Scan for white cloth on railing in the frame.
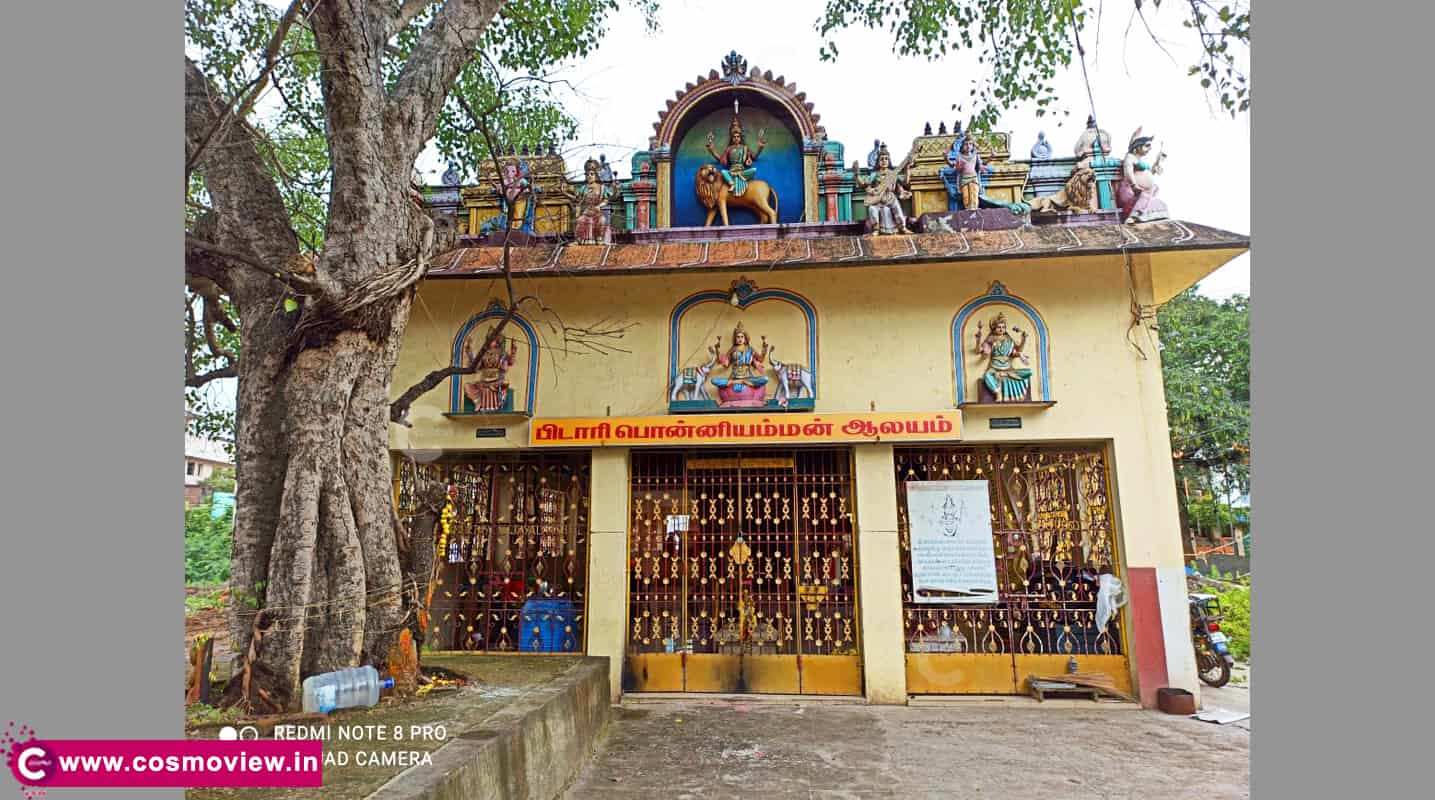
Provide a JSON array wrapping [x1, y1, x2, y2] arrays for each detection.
[[1095, 573, 1128, 631]]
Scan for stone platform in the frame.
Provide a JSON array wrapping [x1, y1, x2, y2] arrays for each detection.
[[187, 655, 611, 800]]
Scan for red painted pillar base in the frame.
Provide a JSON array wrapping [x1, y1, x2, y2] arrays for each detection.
[[1126, 566, 1170, 708]]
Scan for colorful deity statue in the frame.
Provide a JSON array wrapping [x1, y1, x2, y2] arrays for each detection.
[[1074, 115, 1113, 167], [463, 328, 519, 412], [855, 143, 911, 235], [940, 135, 992, 211], [705, 102, 767, 198], [709, 322, 771, 408], [1116, 127, 1169, 224], [1030, 131, 1053, 160], [561, 157, 613, 244], [972, 312, 1033, 402], [477, 159, 539, 235]]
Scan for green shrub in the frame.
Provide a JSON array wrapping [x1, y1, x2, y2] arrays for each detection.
[[185, 590, 225, 615], [185, 504, 233, 585], [1204, 567, 1251, 661]]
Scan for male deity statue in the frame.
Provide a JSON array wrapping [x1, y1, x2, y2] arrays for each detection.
[[972, 312, 1032, 402], [941, 135, 991, 211], [1074, 115, 1113, 167], [463, 328, 520, 412], [597, 154, 615, 230], [1030, 131, 1053, 160], [478, 159, 538, 235], [706, 101, 767, 198], [854, 143, 911, 235]]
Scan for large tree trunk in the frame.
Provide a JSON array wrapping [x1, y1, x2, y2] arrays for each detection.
[[226, 280, 423, 709], [227, 203, 428, 709], [188, 0, 507, 711]]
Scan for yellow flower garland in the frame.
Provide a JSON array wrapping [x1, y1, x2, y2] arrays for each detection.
[[437, 498, 456, 558]]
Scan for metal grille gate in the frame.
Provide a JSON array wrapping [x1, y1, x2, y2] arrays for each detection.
[[396, 453, 590, 653], [626, 449, 863, 694], [896, 445, 1132, 694]]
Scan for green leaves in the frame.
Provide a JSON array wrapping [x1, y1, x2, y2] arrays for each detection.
[[185, 503, 234, 585], [1158, 288, 1250, 493], [184, 1, 656, 446], [815, 1, 1250, 128]]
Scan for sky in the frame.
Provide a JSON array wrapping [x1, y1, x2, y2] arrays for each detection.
[[415, 0, 1251, 299]]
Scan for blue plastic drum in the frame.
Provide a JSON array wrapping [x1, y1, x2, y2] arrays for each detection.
[[519, 596, 578, 652]]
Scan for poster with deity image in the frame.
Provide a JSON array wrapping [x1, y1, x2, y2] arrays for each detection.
[[907, 481, 999, 604]]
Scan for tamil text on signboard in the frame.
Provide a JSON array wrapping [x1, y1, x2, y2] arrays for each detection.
[[528, 411, 960, 447]]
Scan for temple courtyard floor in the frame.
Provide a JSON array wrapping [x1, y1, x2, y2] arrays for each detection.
[[564, 666, 1251, 800]]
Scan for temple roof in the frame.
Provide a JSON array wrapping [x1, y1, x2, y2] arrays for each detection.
[[425, 220, 1248, 303]]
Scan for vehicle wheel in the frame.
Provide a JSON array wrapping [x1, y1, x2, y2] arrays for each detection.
[[1196, 646, 1231, 688]]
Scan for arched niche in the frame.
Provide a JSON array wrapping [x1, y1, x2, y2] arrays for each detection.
[[652, 55, 825, 228], [952, 282, 1053, 406], [450, 301, 540, 416], [668, 278, 818, 412]]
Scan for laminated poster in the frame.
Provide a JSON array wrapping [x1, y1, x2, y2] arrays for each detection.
[[907, 480, 999, 604]]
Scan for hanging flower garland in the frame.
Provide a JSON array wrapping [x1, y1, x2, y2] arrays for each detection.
[[438, 488, 458, 563]]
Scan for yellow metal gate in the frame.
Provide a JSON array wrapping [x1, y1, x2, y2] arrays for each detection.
[[896, 445, 1132, 695], [625, 449, 863, 695]]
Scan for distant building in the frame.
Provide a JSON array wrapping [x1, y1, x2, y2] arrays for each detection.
[[185, 423, 234, 507]]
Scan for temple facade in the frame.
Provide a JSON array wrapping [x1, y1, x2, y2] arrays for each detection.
[[393, 53, 1249, 709]]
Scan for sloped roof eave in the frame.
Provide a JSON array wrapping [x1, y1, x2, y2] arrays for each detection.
[[424, 219, 1248, 281]]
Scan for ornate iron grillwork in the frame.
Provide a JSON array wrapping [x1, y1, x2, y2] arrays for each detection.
[[896, 445, 1124, 657], [628, 449, 859, 658], [397, 452, 590, 652]]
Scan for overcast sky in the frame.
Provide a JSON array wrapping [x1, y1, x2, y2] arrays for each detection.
[[415, 0, 1251, 299]]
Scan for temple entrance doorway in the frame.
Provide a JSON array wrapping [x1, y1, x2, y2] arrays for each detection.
[[624, 449, 863, 695], [896, 445, 1133, 695]]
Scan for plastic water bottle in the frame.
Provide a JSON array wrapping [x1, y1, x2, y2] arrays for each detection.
[[301, 665, 394, 714]]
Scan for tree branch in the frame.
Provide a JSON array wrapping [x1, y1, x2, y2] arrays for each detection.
[[184, 0, 311, 183], [387, 0, 507, 160], [234, 0, 311, 122], [392, 0, 442, 35], [185, 58, 302, 298], [188, 365, 239, 388]]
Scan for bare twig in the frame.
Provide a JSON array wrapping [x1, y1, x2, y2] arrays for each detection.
[[388, 55, 637, 424], [233, 0, 310, 122], [184, 0, 311, 181]]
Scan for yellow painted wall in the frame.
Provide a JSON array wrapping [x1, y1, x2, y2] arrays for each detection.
[[390, 252, 1197, 699], [852, 444, 906, 704], [586, 448, 631, 701]]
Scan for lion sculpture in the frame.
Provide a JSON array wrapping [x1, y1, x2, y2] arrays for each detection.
[[696, 163, 780, 226], [1028, 163, 1098, 214]]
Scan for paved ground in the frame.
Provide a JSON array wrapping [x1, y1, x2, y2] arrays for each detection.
[[565, 672, 1251, 800], [1200, 662, 1251, 731]]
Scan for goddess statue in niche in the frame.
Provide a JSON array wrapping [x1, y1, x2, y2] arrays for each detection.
[[972, 312, 1032, 402], [709, 322, 770, 408], [463, 327, 519, 412]]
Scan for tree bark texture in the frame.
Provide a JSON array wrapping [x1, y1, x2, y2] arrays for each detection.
[[185, 0, 506, 711]]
